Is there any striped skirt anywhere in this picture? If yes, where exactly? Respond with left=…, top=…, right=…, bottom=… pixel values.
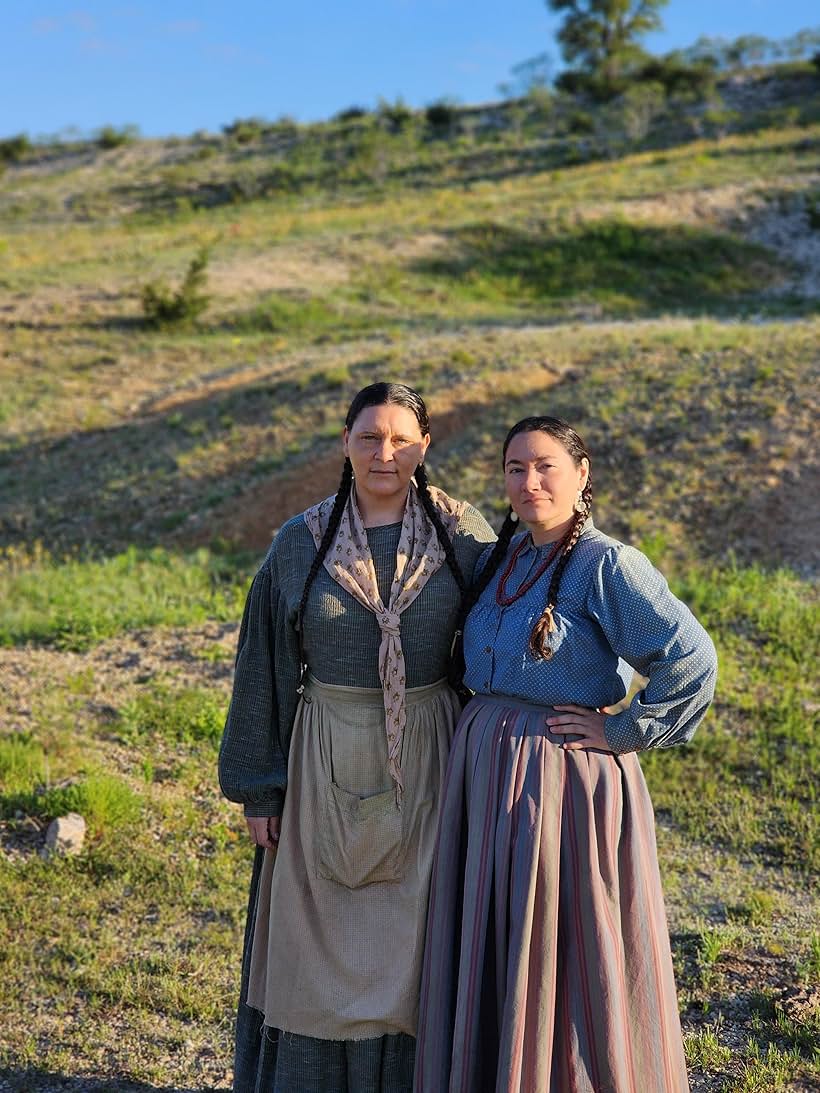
left=414, top=693, right=689, bottom=1093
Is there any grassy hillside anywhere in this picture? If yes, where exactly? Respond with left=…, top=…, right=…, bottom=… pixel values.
left=1, top=79, right=818, bottom=1092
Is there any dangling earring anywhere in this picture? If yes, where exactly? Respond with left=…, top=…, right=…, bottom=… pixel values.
left=509, top=508, right=520, bottom=523
left=574, top=490, right=588, bottom=515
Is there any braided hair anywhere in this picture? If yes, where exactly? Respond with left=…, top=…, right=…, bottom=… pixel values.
left=449, top=416, right=592, bottom=687
left=297, top=382, right=466, bottom=684
left=447, top=505, right=519, bottom=691
left=415, top=462, right=467, bottom=594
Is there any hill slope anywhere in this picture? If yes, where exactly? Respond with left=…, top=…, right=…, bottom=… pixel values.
left=1, top=90, right=818, bottom=1092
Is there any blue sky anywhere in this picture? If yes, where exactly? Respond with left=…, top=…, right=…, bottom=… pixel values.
left=2, top=1, right=817, bottom=138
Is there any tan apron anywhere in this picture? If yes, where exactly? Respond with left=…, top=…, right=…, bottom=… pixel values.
left=246, top=675, right=460, bottom=1040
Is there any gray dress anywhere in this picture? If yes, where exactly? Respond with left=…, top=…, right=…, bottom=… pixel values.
left=219, top=505, right=495, bottom=1093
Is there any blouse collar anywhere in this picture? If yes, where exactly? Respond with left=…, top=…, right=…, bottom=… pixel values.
left=518, top=516, right=594, bottom=557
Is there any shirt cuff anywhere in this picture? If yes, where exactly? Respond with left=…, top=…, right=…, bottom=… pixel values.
left=603, top=710, right=649, bottom=754
left=243, top=791, right=285, bottom=819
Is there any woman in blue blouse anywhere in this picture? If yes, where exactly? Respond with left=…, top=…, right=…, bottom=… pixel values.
left=414, top=416, right=716, bottom=1093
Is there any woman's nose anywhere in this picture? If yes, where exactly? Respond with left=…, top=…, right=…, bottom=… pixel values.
left=375, top=438, right=394, bottom=461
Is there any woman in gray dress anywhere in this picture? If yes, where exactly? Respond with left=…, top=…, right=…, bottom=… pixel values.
left=219, top=382, right=494, bottom=1093
left=415, top=415, right=718, bottom=1092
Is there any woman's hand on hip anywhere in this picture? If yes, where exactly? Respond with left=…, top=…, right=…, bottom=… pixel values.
left=246, top=815, right=280, bottom=849
left=546, top=704, right=614, bottom=751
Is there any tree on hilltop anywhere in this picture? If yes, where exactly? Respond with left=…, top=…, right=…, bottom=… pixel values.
left=548, top=0, right=669, bottom=98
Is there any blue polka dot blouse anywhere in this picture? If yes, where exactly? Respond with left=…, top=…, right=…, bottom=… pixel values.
left=463, top=521, right=718, bottom=753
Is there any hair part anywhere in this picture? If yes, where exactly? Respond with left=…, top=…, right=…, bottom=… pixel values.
left=502, top=415, right=590, bottom=474
left=344, top=381, right=430, bottom=435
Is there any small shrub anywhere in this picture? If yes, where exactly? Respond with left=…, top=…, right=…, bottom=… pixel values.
left=377, top=98, right=414, bottom=133
left=0, top=133, right=32, bottom=163
left=222, top=117, right=267, bottom=143
left=270, top=115, right=299, bottom=137
left=35, top=774, right=142, bottom=836
left=425, top=101, right=458, bottom=134
left=63, top=775, right=142, bottom=834
left=96, top=124, right=138, bottom=149
left=334, top=106, right=369, bottom=122
left=638, top=55, right=716, bottom=100
left=141, top=247, right=210, bottom=327
left=568, top=110, right=595, bottom=135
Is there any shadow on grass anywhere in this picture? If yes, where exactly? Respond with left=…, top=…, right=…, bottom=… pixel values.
left=0, top=1071, right=227, bottom=1093
left=0, top=376, right=494, bottom=560
left=3, top=290, right=817, bottom=572
left=0, top=324, right=816, bottom=574
left=412, top=219, right=783, bottom=315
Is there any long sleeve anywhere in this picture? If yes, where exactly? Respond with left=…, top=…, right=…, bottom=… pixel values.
left=218, top=557, right=298, bottom=818
left=586, top=545, right=718, bottom=754
left=456, top=504, right=497, bottom=581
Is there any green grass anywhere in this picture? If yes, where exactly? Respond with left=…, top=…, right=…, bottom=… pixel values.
left=416, top=218, right=781, bottom=315
left=0, top=734, right=46, bottom=795
left=119, top=684, right=228, bottom=748
left=0, top=76, right=817, bottom=1091
left=641, top=562, right=818, bottom=873
left=0, top=544, right=249, bottom=649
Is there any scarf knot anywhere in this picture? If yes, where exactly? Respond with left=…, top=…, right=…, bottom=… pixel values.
left=378, top=611, right=401, bottom=637
left=303, top=480, right=468, bottom=799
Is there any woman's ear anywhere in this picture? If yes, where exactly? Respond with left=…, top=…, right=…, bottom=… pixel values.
left=579, top=456, right=590, bottom=490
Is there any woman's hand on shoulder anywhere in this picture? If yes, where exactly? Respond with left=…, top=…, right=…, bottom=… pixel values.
left=246, top=815, right=280, bottom=849
left=546, top=704, right=614, bottom=751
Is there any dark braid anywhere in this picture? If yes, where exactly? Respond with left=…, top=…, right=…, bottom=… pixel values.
left=296, top=458, right=353, bottom=688
left=448, top=414, right=593, bottom=687
left=497, top=416, right=593, bottom=661
left=447, top=506, right=519, bottom=692
left=415, top=462, right=466, bottom=593
left=529, top=475, right=592, bottom=660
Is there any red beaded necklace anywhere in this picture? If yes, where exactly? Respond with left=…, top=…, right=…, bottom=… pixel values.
left=495, top=534, right=564, bottom=606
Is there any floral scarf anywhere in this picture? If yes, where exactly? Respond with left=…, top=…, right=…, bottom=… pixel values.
left=303, top=480, right=466, bottom=800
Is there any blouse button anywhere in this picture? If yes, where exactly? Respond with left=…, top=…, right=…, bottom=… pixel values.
left=484, top=646, right=492, bottom=654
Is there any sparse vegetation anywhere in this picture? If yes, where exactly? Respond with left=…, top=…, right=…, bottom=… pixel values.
left=95, top=124, right=139, bottom=149
left=141, top=246, right=211, bottom=326
left=0, top=133, right=32, bottom=163
left=0, top=53, right=817, bottom=1093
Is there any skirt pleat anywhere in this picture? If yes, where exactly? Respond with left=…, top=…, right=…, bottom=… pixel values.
left=415, top=694, right=689, bottom=1093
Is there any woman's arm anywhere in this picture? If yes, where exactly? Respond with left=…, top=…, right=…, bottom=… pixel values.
left=218, top=557, right=291, bottom=819
left=580, top=544, right=718, bottom=754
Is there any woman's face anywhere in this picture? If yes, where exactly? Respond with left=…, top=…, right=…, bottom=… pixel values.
left=344, top=403, right=430, bottom=507
left=504, top=429, right=589, bottom=542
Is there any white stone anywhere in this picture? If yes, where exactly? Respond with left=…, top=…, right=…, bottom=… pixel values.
left=44, top=813, right=86, bottom=856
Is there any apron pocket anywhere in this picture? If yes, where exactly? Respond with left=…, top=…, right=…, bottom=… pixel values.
left=317, top=781, right=404, bottom=888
